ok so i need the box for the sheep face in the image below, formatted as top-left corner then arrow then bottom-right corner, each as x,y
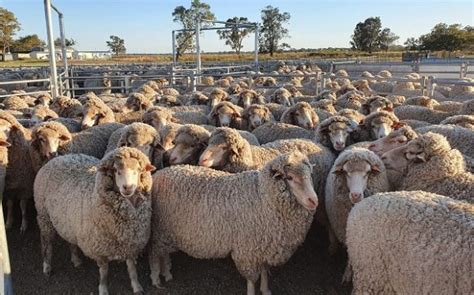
328,122 -> 353,151
33,127 -> 71,159
167,132 -> 207,165
34,94 -> 52,106
209,90 -> 228,108
271,153 -> 318,211
369,118 -> 394,139
366,98 -> 393,114
239,91 -> 259,109
28,106 -> 58,124
244,105 -> 271,130
212,104 -> 240,127
293,107 -> 316,129
0,119 -> 14,139
142,110 -> 172,131
381,137 -> 428,173
369,127 -> 413,157
81,105 -> 102,129
273,89 -> 293,107
334,159 -> 381,204
228,83 -> 242,95
198,143 -> 227,168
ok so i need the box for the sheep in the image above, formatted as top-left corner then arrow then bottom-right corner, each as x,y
368,125 -> 418,157
252,122 -> 314,144
83,76 -> 112,95
346,191 -> 473,294
143,106 -> 208,129
208,101 -> 243,129
352,79 -> 375,96
335,69 -> 349,77
335,91 -> 364,111
186,91 -> 209,105
280,101 -> 319,130
105,122 -> 164,169
241,104 -> 275,131
0,111 -> 34,232
49,96 -> 83,118
25,105 -> 58,125
440,115 -> 474,129
231,89 -> 265,109
400,119 -> 432,129
403,95 -> 440,109
416,124 -> 474,159
269,87 -> 294,107
386,94 -> 405,107
337,108 -> 365,129
393,105 -> 456,124
166,124 -> 210,166
325,148 -> 389,245
310,99 -> 337,121
34,93 -> 52,106
122,92 -> 153,113
227,83 -> 242,95
149,151 -> 318,294
360,96 -> 393,115
81,96 -> 115,128
154,94 -> 184,107
315,116 -> 356,152
208,88 -> 229,108
381,132 -> 473,201
354,111 -> 401,141
29,121 -> 124,174
3,95 -> 30,112
264,102 -> 288,121
34,147 -> 155,294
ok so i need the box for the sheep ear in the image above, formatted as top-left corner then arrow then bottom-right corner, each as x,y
371,164 -> 381,173
144,163 -> 156,172
44,116 -> 54,121
98,165 -> 114,173
415,152 -> 427,162
59,134 -> 71,141
0,139 -> 11,147
271,169 -> 284,179
170,117 -> 178,123
333,164 -> 344,174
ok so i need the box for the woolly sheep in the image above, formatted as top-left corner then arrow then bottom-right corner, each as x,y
265,102 -> 288,121
325,148 -> 389,244
241,104 -> 275,131
26,105 -> 58,125
368,125 -> 418,157
208,88 -> 229,108
381,132 -> 473,201
123,92 -> 153,113
400,119 -> 432,129
360,96 -> 393,115
252,122 -> 314,144
49,96 -> 83,118
394,105 -> 456,124
311,99 -> 337,122
355,111 -> 401,141
81,96 -> 115,128
34,147 -> 155,294
149,152 -> 318,294
335,91 -> 364,111
440,115 -> 474,129
166,124 -> 210,166
3,96 -> 30,112
416,124 -> 474,159
347,191 -> 473,294
386,94 -> 405,107
29,122 -> 124,174
231,89 -> 265,109
208,101 -> 243,129
0,111 -> 34,232
337,108 -> 365,129
403,95 -> 440,109
316,116 -> 356,152
280,101 -> 319,130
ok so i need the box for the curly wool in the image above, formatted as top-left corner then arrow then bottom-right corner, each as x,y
440,115 -> 474,129
347,191 -> 473,295
397,132 -> 473,202
394,105 -> 457,124
252,122 -> 314,144
34,147 -> 153,263
50,96 -> 83,118
325,148 -> 389,243
83,96 -> 115,125
149,152 -> 315,283
416,125 -> 474,159
3,96 -> 30,112
360,96 -> 393,115
335,91 -> 364,111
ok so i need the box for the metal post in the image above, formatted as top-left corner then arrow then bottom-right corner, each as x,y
44,0 -> 59,98
420,76 -> 426,96
254,24 -> 259,72
195,19 -> 201,84
57,9 -> 70,96
172,30 -> 177,67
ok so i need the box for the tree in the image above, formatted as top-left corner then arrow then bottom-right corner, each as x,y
172,0 -> 215,61
378,28 -> 399,51
106,35 -> 125,55
350,17 -> 398,53
259,5 -> 291,56
404,37 -> 420,51
418,23 -> 473,52
216,17 -> 253,54
10,34 -> 45,52
54,37 -> 76,47
0,7 -> 21,61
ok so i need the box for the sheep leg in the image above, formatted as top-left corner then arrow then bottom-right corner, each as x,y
149,252 -> 162,288
38,217 -> 56,277
327,227 -> 339,256
69,244 -> 82,268
126,259 -> 144,295
342,262 -> 352,284
97,259 -> 109,295
160,254 -> 173,282
246,280 -> 256,295
5,200 -> 13,229
260,269 -> 271,295
19,199 -> 28,234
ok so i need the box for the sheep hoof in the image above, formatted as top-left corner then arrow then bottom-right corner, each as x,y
71,257 -> 82,268
163,273 -> 173,282
43,262 -> 51,278
20,223 -> 28,235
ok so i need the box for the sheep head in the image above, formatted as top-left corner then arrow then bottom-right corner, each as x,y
98,147 -> 155,208
117,123 -> 163,161
208,88 -> 229,108
142,107 -> 176,131
368,125 -> 417,157
25,105 -> 59,124
282,102 -> 319,130
31,122 -> 72,159
199,127 -> 247,169
123,93 -> 152,113
317,116 -> 354,151
362,96 -> 394,114
238,90 -> 263,109
333,149 -> 383,204
208,102 -> 241,128
167,125 -> 210,165
81,97 -> 111,129
272,88 -> 293,107
363,111 -> 400,139
242,104 -> 274,131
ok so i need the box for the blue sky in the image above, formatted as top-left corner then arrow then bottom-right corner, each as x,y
1,0 -> 472,53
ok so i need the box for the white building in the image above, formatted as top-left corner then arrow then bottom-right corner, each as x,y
29,47 -> 74,60
73,50 -> 112,60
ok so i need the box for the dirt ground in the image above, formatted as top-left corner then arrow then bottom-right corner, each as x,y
6,204 -> 352,295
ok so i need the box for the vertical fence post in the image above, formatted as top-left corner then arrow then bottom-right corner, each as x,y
254,23 -> 259,72
195,19 -> 201,84
420,76 -> 427,96
172,30 -> 177,67
57,10 -> 70,96
191,71 -> 196,92
427,76 -> 435,98
124,76 -> 130,94
44,0 -> 59,99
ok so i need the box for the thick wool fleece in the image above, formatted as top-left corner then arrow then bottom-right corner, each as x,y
34,148 -> 153,261
347,191 -> 473,295
252,122 -> 314,144
150,152 -> 315,282
325,148 -> 389,243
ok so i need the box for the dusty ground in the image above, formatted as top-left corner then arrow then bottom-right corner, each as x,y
6,204 -> 351,295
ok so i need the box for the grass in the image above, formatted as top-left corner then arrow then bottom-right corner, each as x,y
0,50 -> 472,68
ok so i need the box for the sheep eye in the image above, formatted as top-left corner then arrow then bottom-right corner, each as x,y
117,171 -> 122,176
286,175 -> 293,181
171,140 -> 176,145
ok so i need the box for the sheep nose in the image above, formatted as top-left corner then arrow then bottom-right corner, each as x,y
169,156 -> 177,164
350,192 -> 362,203
47,151 -> 58,159
122,185 -> 134,194
306,122 -> 314,129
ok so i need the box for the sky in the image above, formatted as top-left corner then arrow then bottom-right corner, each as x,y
1,0 -> 473,53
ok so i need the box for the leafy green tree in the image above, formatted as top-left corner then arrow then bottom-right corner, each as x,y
217,17 -> 254,54
259,5 -> 291,56
350,17 -> 398,53
0,7 -> 21,61
418,23 -> 473,52
54,37 -> 76,47
11,34 -> 45,52
404,37 -> 420,51
172,0 -> 215,61
106,35 -> 126,55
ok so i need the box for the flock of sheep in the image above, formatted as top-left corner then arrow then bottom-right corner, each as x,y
0,61 -> 473,295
